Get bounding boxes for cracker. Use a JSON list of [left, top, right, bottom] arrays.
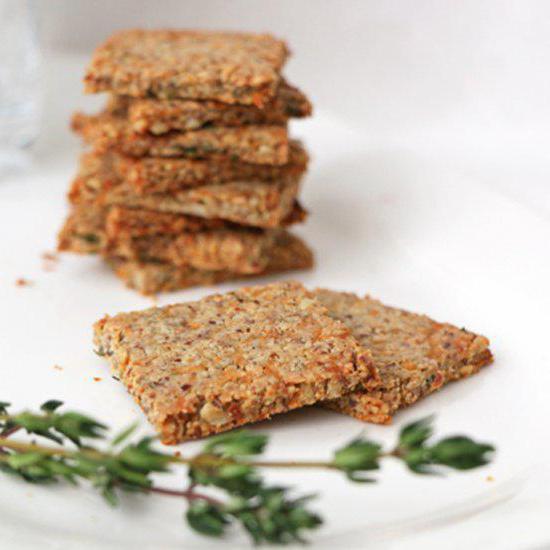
[[107, 232, 314, 295], [108, 81, 311, 134], [93, 281, 372, 442], [111, 141, 308, 195], [58, 204, 228, 254], [57, 202, 307, 255], [107, 228, 282, 274], [104, 205, 227, 237], [105, 203, 306, 238], [72, 112, 289, 165], [315, 290, 493, 424], [84, 29, 288, 106], [69, 153, 301, 228]]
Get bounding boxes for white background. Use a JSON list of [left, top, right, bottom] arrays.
[[1, 2, 549, 549]]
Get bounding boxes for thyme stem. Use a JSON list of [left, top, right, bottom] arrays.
[[0, 402, 495, 545], [0, 437, 341, 470], [146, 485, 223, 507]]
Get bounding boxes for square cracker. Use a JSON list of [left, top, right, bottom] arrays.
[[72, 112, 289, 166], [105, 229, 282, 275], [315, 289, 493, 424], [108, 81, 312, 134], [106, 231, 314, 295], [84, 29, 288, 106], [110, 141, 308, 195], [57, 203, 306, 258], [93, 282, 375, 442], [68, 153, 301, 228]]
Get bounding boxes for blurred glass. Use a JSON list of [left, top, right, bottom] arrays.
[[0, 0, 41, 170]]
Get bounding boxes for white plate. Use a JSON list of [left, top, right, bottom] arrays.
[[1, 90, 549, 548]]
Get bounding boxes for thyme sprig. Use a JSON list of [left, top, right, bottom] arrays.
[[0, 401, 494, 545]]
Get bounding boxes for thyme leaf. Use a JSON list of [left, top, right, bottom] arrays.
[[0, 401, 495, 545]]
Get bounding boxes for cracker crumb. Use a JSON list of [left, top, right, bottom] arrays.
[[15, 278, 33, 287], [93, 377, 102, 382], [42, 251, 59, 272], [486, 475, 495, 482], [53, 365, 63, 371]]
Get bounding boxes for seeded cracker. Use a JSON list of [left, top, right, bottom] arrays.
[[107, 232, 314, 294], [105, 203, 307, 237], [57, 203, 307, 256], [84, 30, 289, 106], [106, 229, 282, 274], [68, 153, 301, 228], [315, 290, 493, 423], [72, 112, 289, 166], [93, 282, 375, 442], [111, 141, 308, 195], [108, 81, 312, 134]]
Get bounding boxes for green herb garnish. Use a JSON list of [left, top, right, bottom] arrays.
[[0, 401, 494, 545]]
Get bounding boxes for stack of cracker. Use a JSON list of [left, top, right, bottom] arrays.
[[58, 30, 313, 294]]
